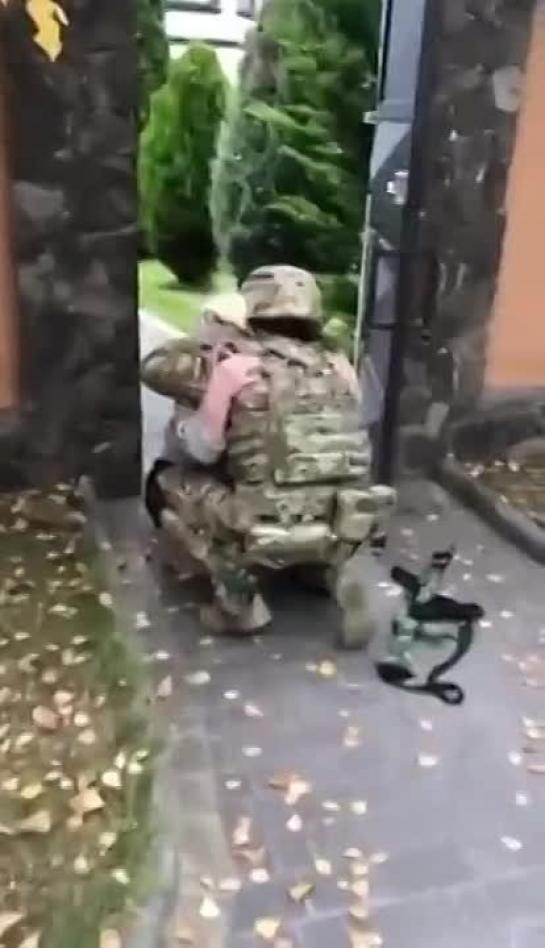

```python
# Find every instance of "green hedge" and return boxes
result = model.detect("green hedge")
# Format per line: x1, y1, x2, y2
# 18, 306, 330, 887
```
139, 44, 227, 285
136, 0, 169, 129
211, 0, 380, 294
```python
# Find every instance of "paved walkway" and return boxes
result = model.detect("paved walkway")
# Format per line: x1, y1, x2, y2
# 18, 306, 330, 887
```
102, 315, 545, 948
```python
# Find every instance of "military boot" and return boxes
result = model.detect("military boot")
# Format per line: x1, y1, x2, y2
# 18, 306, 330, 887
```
335, 558, 377, 650
158, 509, 206, 577
200, 594, 271, 637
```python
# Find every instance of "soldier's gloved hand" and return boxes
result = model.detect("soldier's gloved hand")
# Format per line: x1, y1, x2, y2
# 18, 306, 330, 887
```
197, 354, 261, 444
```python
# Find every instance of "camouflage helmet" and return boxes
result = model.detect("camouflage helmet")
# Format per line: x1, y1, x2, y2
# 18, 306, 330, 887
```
241, 266, 322, 332
201, 292, 248, 333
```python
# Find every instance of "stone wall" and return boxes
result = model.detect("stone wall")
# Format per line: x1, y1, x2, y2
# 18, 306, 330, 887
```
397, 0, 537, 472
0, 0, 141, 496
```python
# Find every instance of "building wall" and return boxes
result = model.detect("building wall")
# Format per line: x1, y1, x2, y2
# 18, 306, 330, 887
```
396, 0, 538, 470
0, 0, 141, 495
166, 0, 257, 81
487, 6, 545, 388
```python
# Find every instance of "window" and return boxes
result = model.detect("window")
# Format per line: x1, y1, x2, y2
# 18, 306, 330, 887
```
166, 0, 221, 13
237, 0, 258, 18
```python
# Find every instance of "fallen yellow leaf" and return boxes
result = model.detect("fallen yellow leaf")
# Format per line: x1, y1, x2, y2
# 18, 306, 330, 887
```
289, 881, 314, 903
268, 771, 300, 791
156, 676, 173, 699
351, 878, 370, 899
185, 671, 211, 686
218, 877, 242, 893
254, 917, 281, 941
74, 854, 91, 875
18, 931, 41, 948
101, 770, 122, 790
232, 816, 253, 848
350, 800, 368, 816
61, 648, 80, 665
285, 778, 312, 806
345, 848, 364, 860
344, 726, 362, 749
417, 753, 439, 768
100, 931, 122, 948
317, 660, 337, 678
322, 799, 341, 812
70, 787, 105, 816
3, 776, 19, 792
199, 895, 220, 919
0, 913, 25, 939
286, 813, 303, 832
98, 831, 117, 851
77, 729, 97, 746
242, 745, 262, 757
174, 920, 195, 943
369, 852, 389, 865
32, 706, 59, 731
53, 691, 73, 708
314, 858, 332, 876
18, 810, 52, 834
234, 845, 266, 867
244, 702, 264, 718
349, 904, 370, 922
348, 928, 383, 947
20, 783, 44, 801
18, 653, 39, 674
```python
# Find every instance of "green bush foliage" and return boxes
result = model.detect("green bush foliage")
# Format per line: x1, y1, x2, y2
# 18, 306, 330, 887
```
136, 0, 169, 129
139, 44, 227, 286
211, 0, 380, 299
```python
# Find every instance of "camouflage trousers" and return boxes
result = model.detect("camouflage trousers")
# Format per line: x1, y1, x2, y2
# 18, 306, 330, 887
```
147, 460, 394, 644
152, 463, 267, 631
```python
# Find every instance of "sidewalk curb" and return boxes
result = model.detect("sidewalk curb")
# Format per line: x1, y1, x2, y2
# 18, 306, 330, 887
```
80, 479, 235, 947
139, 309, 183, 339
437, 458, 545, 565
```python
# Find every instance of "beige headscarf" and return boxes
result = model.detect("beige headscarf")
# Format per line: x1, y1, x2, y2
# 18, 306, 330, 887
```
201, 293, 249, 334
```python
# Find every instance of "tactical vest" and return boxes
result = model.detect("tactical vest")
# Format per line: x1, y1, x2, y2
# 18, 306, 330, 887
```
224, 335, 393, 566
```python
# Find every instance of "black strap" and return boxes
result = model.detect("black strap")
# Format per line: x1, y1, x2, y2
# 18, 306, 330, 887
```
144, 459, 174, 527
376, 620, 475, 706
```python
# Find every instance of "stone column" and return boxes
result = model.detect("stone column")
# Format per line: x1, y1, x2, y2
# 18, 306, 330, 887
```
1, 0, 141, 496
0, 38, 18, 413
396, 0, 537, 471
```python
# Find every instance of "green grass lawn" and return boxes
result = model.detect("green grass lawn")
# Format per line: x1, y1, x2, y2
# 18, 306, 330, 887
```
138, 259, 236, 333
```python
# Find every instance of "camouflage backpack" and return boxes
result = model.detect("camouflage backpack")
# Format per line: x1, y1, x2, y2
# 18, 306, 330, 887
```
225, 334, 394, 567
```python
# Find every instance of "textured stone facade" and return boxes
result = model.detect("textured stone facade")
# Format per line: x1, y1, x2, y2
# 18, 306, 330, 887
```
0, 0, 141, 496
397, 0, 537, 471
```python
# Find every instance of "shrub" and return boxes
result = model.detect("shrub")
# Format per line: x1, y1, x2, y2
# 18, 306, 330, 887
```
139, 44, 227, 285
211, 0, 380, 292
137, 0, 169, 129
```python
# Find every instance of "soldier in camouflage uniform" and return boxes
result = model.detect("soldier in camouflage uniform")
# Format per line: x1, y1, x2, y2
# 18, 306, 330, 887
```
142, 267, 395, 647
